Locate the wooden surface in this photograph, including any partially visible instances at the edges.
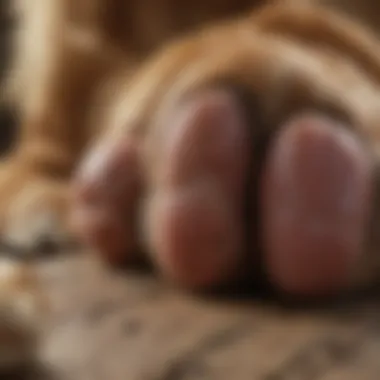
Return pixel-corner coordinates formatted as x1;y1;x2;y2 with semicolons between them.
26;252;380;380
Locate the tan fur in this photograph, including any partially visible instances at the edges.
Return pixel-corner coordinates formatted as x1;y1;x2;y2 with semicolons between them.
2;0;380;369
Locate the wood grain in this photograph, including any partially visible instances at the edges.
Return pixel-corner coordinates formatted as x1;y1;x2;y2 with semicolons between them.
27;252;380;380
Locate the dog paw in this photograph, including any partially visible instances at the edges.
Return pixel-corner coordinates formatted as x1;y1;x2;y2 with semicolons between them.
72;5;380;297
0;163;73;255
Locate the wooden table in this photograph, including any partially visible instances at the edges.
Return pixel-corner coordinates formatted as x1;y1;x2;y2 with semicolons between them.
31;252;380;380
